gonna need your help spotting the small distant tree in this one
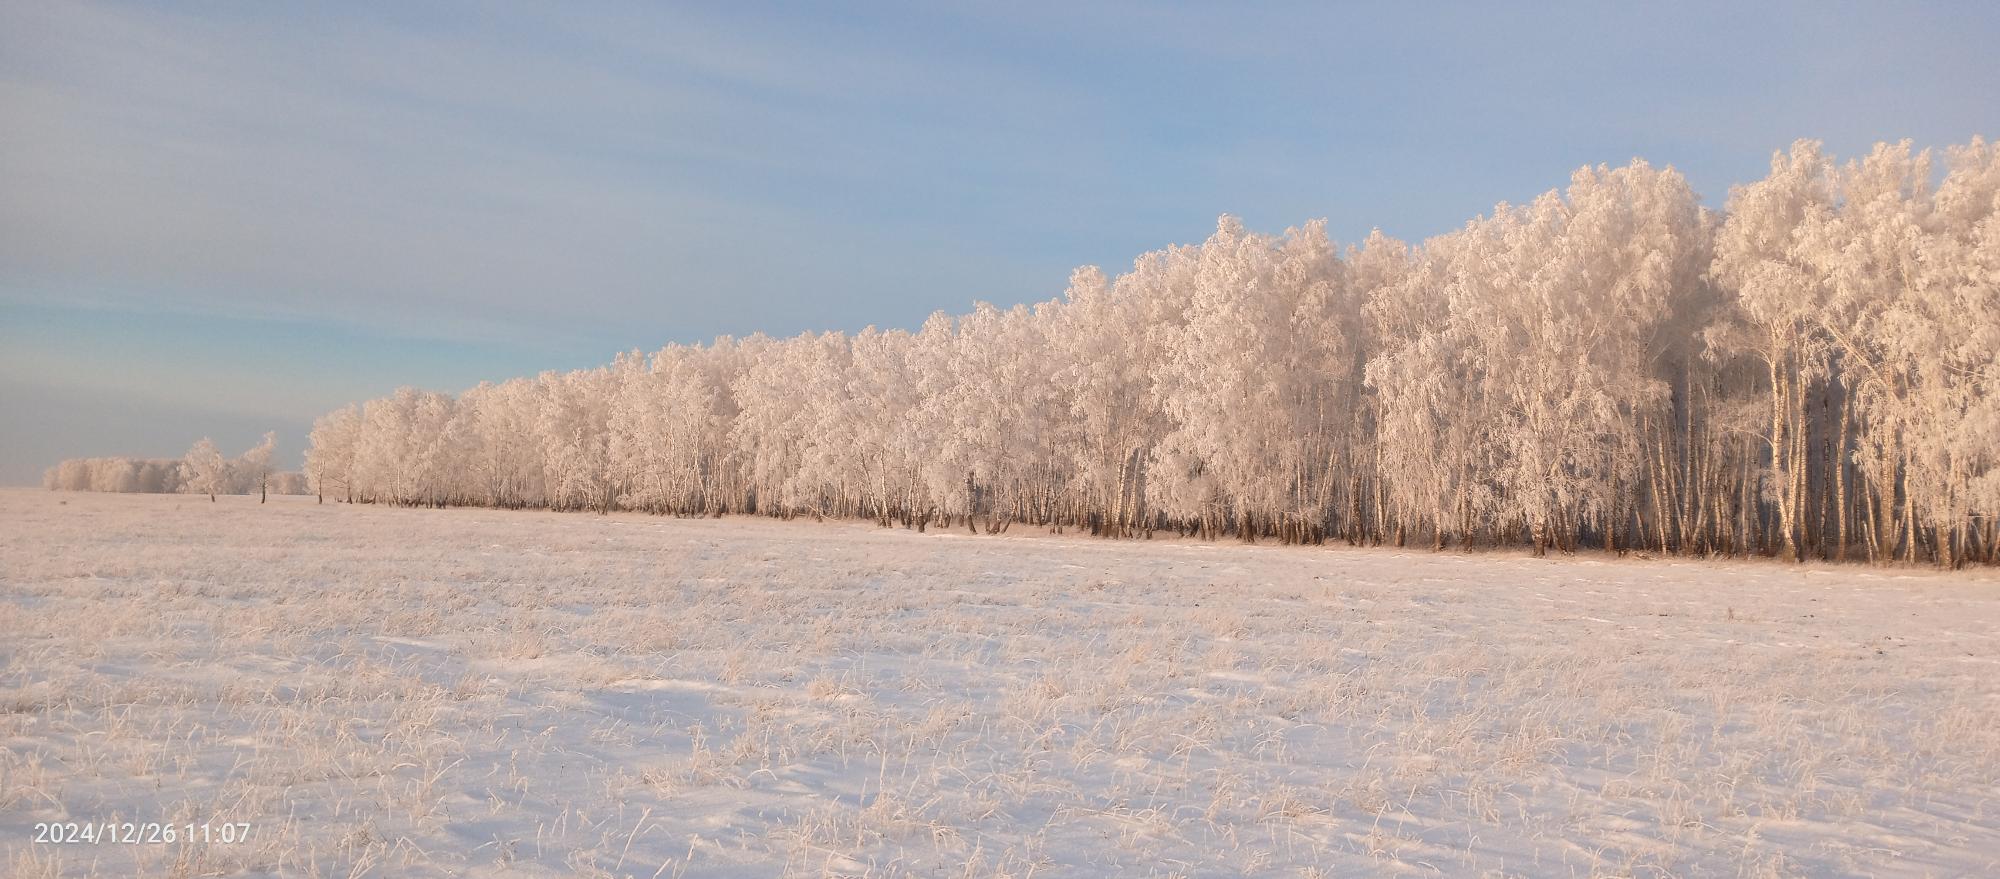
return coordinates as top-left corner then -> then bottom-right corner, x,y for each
242,431 -> 276,502
182,437 -> 227,502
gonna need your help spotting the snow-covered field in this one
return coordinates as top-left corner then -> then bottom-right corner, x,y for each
1,490 -> 1996,878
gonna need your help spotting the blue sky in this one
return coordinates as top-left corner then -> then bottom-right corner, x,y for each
2,1 -> 1995,482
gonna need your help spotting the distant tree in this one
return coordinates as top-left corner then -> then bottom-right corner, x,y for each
267,471 -> 311,495
307,404 -> 361,503
182,438 -> 227,502
241,431 -> 276,503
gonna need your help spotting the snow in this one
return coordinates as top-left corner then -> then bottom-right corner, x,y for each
2,489 -> 1997,877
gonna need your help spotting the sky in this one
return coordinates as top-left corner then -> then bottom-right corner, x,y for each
2,1 -> 1995,483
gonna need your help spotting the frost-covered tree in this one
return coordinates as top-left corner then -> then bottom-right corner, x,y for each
608,345 -> 727,515
1910,138 -> 2000,567
1450,162 -> 1709,554
182,437 -> 227,502
1052,265 -> 1155,536
241,431 -> 276,503
1366,227 -> 1492,549
1149,217 -> 1359,542
841,326 -> 922,524
1824,139 -> 2000,566
299,137 -> 1997,567
44,457 -> 185,494
1711,141 -> 1839,562
307,404 -> 361,503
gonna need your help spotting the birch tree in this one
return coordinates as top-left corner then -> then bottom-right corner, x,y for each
1711,141 -> 1838,562
182,437 -> 227,502
242,431 -> 276,503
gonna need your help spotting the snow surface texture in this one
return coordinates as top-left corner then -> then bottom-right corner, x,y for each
2,490 -> 1996,878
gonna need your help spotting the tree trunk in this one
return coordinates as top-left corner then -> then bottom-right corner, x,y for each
1833,389 -> 1851,562
1904,489 -> 1918,564
1110,450 -> 1129,539
1769,349 -> 1801,562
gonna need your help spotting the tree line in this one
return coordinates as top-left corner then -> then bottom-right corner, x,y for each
306,139 -> 2000,567
45,433 -> 308,500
